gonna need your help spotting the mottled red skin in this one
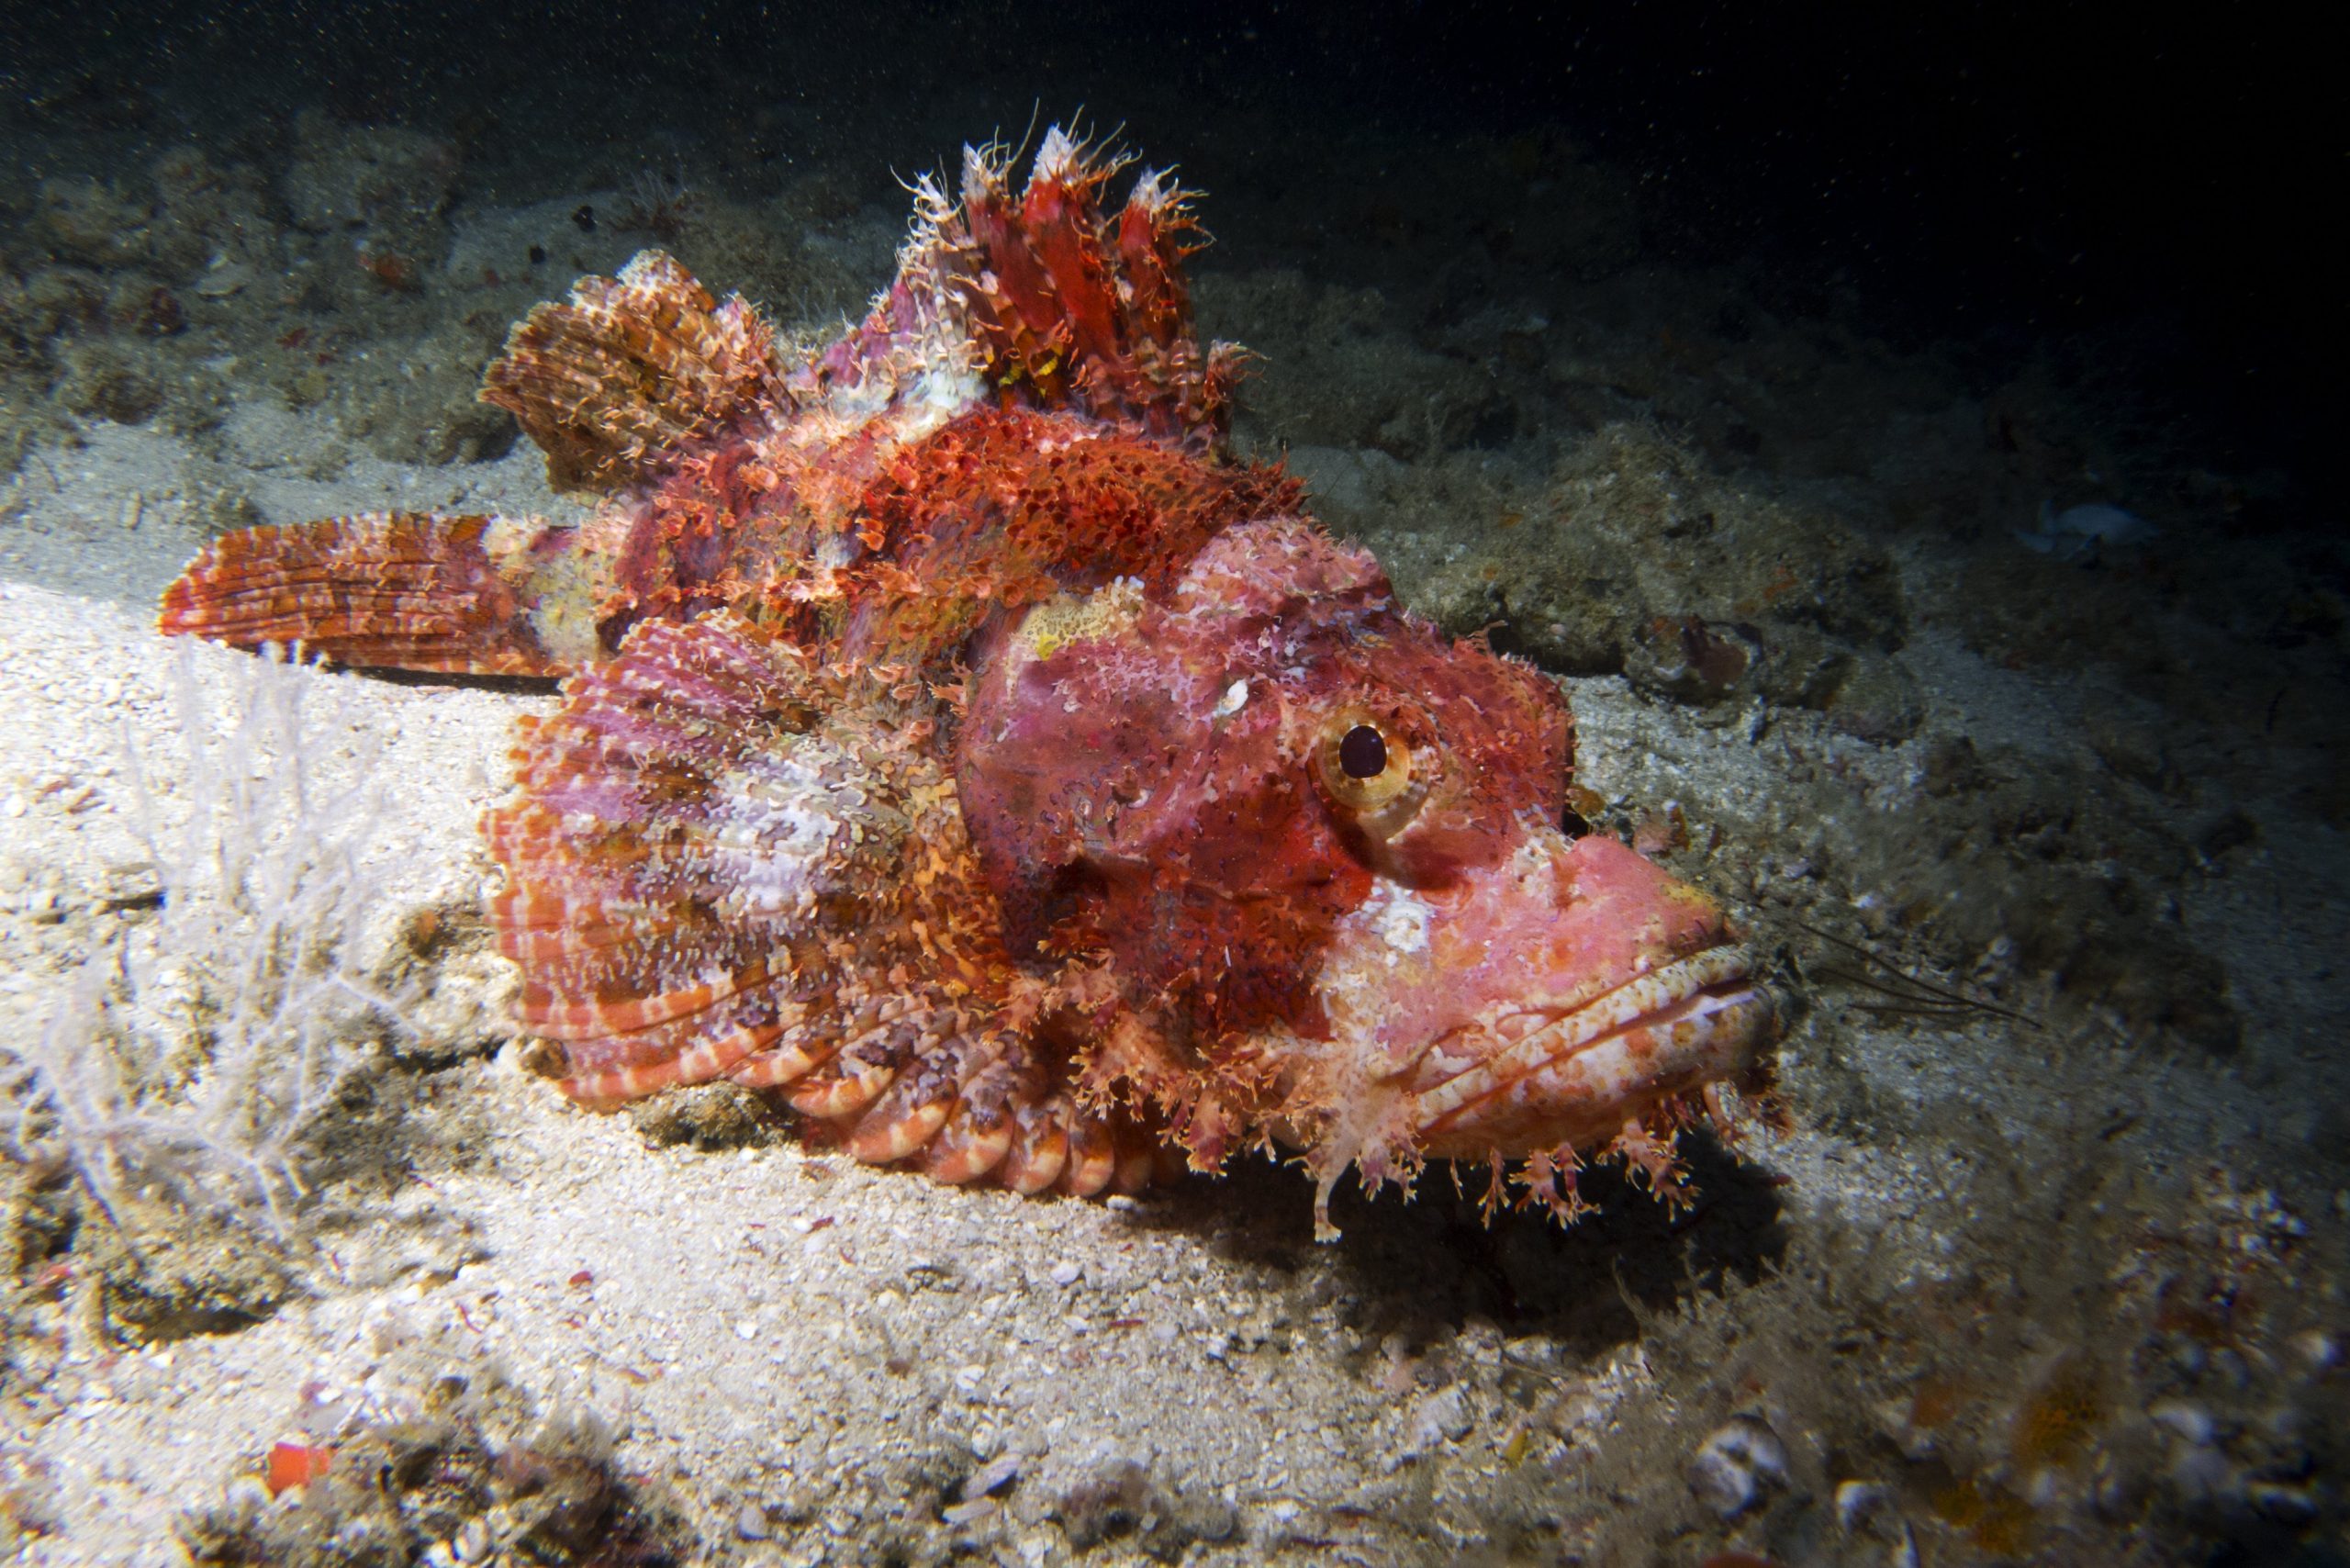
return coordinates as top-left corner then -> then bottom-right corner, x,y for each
157,128 -> 1774,1236
959,519 -> 1569,1038
957,516 -> 1767,1224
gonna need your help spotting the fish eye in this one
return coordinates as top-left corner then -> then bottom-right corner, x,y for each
1313,709 -> 1428,837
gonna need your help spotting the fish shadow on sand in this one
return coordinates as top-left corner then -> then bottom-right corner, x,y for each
1153,1132 -> 1788,1360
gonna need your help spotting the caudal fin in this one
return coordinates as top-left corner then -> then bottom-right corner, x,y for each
480,250 -> 787,496
158,510 -> 601,676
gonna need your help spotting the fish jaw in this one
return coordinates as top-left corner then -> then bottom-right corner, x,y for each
1283,826 -> 1774,1238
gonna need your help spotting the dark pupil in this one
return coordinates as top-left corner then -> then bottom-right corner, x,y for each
1337,724 -> 1388,779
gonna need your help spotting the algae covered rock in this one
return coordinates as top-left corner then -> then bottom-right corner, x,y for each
1317,422 -> 1908,716
1207,269 -> 1509,458
179,1376 -> 687,1568
282,109 -> 461,272
71,1193 -> 305,1341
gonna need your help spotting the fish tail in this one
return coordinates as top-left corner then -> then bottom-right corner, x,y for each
158,510 -> 606,676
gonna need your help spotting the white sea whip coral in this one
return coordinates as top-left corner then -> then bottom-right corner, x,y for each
1,644 -> 408,1241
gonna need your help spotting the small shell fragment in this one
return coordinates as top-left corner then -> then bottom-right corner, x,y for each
1687,1416 -> 1788,1519
961,1451 -> 1023,1500
263,1440 -> 335,1495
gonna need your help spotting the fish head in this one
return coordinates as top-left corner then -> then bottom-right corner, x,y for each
957,516 -> 1773,1232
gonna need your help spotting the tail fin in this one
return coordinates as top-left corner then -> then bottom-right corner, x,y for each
158,511 -> 608,676
481,250 -> 787,497
799,124 -> 1245,451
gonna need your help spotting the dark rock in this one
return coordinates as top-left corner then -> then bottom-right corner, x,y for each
1830,655 -> 1925,743
625,1081 -> 788,1150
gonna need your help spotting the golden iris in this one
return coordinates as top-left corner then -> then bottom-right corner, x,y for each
1313,708 -> 1428,837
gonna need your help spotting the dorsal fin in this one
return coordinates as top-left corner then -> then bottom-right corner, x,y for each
481,250 -> 787,496
793,125 -> 1246,452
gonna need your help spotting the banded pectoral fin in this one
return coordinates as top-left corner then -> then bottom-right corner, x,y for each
487,611 -> 850,1099
159,510 -> 612,676
484,610 -> 1153,1196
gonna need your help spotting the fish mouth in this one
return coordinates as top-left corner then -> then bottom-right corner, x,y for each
1406,946 -> 1773,1152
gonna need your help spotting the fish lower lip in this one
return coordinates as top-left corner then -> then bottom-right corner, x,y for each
1410,948 -> 1769,1137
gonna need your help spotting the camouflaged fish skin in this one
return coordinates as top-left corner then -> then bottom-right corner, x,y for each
162,128 -> 1774,1237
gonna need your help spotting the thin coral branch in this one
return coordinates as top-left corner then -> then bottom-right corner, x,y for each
2,644 -> 410,1243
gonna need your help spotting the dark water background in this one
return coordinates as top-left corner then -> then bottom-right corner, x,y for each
3,0 -> 2333,485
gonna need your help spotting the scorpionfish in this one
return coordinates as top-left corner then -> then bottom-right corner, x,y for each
160,128 -> 1774,1238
